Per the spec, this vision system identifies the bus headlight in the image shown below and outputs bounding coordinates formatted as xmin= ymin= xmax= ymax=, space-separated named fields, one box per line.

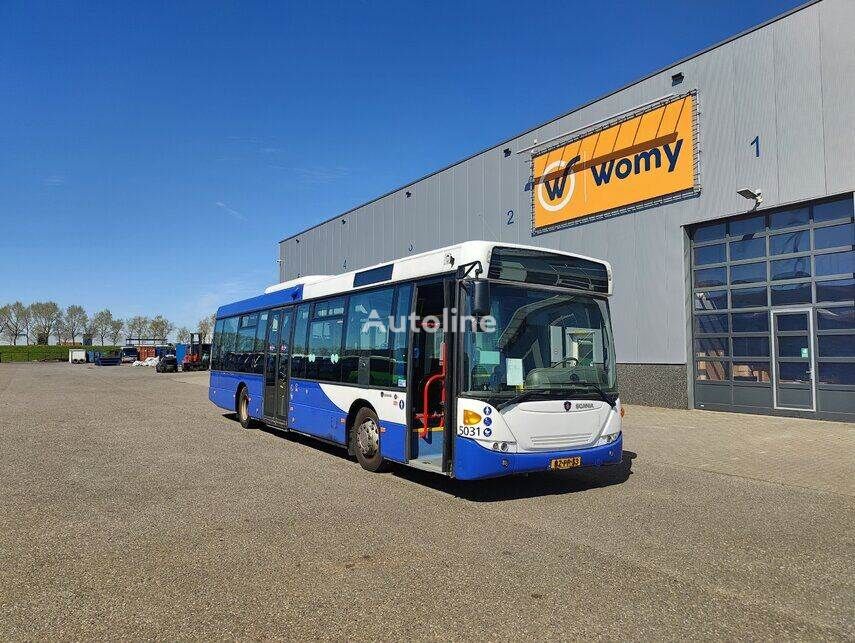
xmin=463 ymin=410 xmax=482 ymax=425
xmin=596 ymin=431 xmax=621 ymax=446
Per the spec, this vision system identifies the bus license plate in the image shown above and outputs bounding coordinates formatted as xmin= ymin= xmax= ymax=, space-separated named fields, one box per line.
xmin=550 ymin=456 xmax=582 ymax=470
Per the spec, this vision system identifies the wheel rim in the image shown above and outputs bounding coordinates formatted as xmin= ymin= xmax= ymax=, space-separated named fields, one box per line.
xmin=356 ymin=418 xmax=380 ymax=457
xmin=240 ymin=394 xmax=248 ymax=421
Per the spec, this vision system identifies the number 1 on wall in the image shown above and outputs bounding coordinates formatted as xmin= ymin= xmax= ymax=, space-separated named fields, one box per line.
xmin=750 ymin=136 xmax=760 ymax=158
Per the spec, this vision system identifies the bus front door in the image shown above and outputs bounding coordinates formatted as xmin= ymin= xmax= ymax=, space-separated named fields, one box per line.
xmin=408 ymin=280 xmax=452 ymax=472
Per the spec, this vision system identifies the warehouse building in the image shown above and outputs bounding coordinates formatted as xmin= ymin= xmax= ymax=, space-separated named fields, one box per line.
xmin=279 ymin=0 xmax=854 ymax=420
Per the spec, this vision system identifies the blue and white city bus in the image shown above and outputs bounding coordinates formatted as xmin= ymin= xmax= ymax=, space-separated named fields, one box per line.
xmin=208 ymin=241 xmax=623 ymax=480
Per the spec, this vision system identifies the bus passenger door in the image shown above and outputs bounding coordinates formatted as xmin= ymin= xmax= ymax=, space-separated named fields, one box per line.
xmin=263 ymin=310 xmax=283 ymax=419
xmin=263 ymin=308 xmax=292 ymax=423
xmin=274 ymin=309 xmax=293 ymax=422
xmin=407 ymin=280 xmax=451 ymax=472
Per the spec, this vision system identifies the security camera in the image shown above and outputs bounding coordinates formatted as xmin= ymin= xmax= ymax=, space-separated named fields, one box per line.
xmin=737 ymin=187 xmax=763 ymax=205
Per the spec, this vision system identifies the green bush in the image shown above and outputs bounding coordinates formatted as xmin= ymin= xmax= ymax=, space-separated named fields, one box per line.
xmin=0 ymin=345 xmax=120 ymax=363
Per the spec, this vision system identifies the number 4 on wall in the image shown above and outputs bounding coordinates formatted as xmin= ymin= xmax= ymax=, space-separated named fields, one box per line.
xmin=750 ymin=136 xmax=760 ymax=158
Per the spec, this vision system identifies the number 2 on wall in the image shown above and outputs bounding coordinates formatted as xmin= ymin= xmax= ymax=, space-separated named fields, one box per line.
xmin=750 ymin=136 xmax=760 ymax=158
xmin=506 ymin=210 xmax=515 ymax=225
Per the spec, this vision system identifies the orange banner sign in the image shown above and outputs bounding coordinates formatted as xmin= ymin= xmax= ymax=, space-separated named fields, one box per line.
xmin=532 ymin=94 xmax=696 ymax=231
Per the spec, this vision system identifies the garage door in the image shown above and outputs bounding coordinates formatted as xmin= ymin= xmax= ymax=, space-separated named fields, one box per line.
xmin=690 ymin=194 xmax=854 ymax=420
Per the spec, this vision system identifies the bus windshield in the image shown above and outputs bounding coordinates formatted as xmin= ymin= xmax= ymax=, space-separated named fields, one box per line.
xmin=460 ymin=282 xmax=616 ymax=398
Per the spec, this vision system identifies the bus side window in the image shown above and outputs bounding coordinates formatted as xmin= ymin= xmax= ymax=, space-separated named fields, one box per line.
xmin=236 ymin=313 xmax=258 ymax=373
xmin=254 ymin=311 xmax=269 ymax=374
xmin=220 ymin=317 xmax=238 ymax=372
xmin=342 ymin=287 xmax=394 ymax=386
xmin=290 ymin=304 xmax=311 ymax=379
xmin=211 ymin=319 xmax=224 ymax=370
xmin=390 ymin=284 xmax=412 ymax=388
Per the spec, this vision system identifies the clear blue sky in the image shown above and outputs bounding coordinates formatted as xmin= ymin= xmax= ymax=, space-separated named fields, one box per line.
xmin=0 ymin=0 xmax=804 ymax=332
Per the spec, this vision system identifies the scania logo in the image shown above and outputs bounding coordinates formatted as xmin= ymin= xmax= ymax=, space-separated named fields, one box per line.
xmin=563 ymin=401 xmax=572 ymax=411
xmin=537 ymin=156 xmax=579 ymax=212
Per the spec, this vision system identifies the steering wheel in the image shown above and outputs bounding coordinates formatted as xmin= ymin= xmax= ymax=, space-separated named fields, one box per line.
xmin=552 ymin=356 xmax=579 ymax=368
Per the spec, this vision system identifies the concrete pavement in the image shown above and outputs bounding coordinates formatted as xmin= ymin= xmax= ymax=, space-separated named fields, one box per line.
xmin=0 ymin=363 xmax=852 ymax=639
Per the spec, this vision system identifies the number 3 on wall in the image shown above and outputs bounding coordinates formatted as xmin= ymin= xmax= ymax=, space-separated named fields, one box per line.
xmin=750 ymin=136 xmax=760 ymax=158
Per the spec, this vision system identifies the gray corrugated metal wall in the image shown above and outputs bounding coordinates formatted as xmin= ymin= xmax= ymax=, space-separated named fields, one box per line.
xmin=279 ymin=0 xmax=854 ymax=366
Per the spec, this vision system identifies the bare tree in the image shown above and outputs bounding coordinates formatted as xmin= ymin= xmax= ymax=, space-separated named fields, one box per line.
xmin=29 ymin=301 xmax=61 ymax=345
xmin=83 ymin=315 xmax=96 ymax=345
xmin=0 ymin=304 xmax=9 ymax=344
xmin=149 ymin=315 xmax=174 ymax=342
xmin=0 ymin=302 xmax=29 ymax=345
xmin=197 ymin=313 xmax=216 ymax=343
xmin=64 ymin=305 xmax=89 ymax=344
xmin=54 ymin=315 xmax=69 ymax=345
xmin=176 ymin=327 xmax=191 ymax=343
xmin=108 ymin=318 xmax=125 ymax=345
xmin=22 ymin=306 xmax=32 ymax=345
xmin=125 ymin=316 xmax=150 ymax=341
xmin=91 ymin=309 xmax=114 ymax=345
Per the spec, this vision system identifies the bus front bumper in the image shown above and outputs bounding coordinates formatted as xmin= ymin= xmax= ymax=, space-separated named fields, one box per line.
xmin=453 ymin=433 xmax=623 ymax=480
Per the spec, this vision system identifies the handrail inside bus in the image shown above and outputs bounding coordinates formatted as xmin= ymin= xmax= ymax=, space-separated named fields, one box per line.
xmin=420 ymin=341 xmax=446 ymax=438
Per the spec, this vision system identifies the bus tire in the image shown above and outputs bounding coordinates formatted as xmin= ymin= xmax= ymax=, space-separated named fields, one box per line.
xmin=237 ymin=387 xmax=254 ymax=429
xmin=351 ymin=407 xmax=389 ymax=473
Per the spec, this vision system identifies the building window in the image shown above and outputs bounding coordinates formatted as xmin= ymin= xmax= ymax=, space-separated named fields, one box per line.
xmin=813 ymin=197 xmax=853 ymax=223
xmin=769 ymin=206 xmax=809 ymax=230
xmin=730 ymin=286 xmax=767 ymax=309
xmin=770 ymin=230 xmax=808 ymax=255
xmin=814 ymin=222 xmax=853 ymax=250
xmin=731 ymin=312 xmax=768 ymax=333
xmin=696 ymin=360 xmax=730 ymax=381
xmin=730 ymin=261 xmax=766 ymax=285
xmin=694 ymin=267 xmax=726 ymax=288
xmin=694 ymin=337 xmax=729 ymax=358
xmin=815 ymin=250 xmax=854 ymax=277
xmin=732 ymin=337 xmax=769 ymax=357
xmin=693 ymin=244 xmax=726 ymax=265
xmin=730 ymin=237 xmax=765 ymax=261
xmin=694 ymin=313 xmax=728 ymax=335
xmin=732 ymin=361 xmax=771 ymax=383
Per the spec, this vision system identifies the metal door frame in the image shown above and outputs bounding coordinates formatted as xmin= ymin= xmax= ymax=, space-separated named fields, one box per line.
xmin=263 ymin=307 xmax=294 ymax=424
xmin=770 ymin=307 xmax=817 ymax=412
xmin=405 ymin=277 xmax=451 ymax=470
xmin=274 ymin=307 xmax=295 ymax=423
xmin=262 ymin=309 xmax=283 ymax=419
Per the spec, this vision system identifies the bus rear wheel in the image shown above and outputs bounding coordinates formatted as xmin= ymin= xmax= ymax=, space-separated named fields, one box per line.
xmin=237 ymin=387 xmax=254 ymax=429
xmin=351 ymin=407 xmax=390 ymax=473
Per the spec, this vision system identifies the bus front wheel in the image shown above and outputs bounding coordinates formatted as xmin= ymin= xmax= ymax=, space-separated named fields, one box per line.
xmin=351 ymin=407 xmax=390 ymax=473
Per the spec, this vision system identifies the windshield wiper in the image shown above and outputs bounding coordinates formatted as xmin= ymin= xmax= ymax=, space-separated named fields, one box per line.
xmin=495 ymin=388 xmax=556 ymax=411
xmin=564 ymin=382 xmax=617 ymax=408
xmin=491 ymin=384 xmax=617 ymax=411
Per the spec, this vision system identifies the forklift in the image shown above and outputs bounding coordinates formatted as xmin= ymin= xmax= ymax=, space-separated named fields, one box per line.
xmin=182 ymin=333 xmax=211 ymax=372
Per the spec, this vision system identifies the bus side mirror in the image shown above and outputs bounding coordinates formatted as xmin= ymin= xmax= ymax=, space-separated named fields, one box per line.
xmin=471 ymin=280 xmax=491 ymax=318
